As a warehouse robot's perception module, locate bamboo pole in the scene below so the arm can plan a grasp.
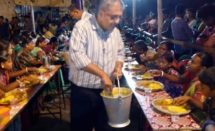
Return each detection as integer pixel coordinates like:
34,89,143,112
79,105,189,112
132,0,136,27
157,0,163,44
30,3,36,33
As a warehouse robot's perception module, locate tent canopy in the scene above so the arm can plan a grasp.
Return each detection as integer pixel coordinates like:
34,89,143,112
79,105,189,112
14,0,71,7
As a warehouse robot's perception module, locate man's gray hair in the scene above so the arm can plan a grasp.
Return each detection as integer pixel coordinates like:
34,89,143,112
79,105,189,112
95,0,124,15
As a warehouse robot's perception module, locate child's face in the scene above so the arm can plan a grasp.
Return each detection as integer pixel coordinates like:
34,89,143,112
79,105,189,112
187,54,202,73
1,57,13,70
39,41,47,48
157,44,167,56
158,58,169,70
199,81,214,98
133,46,144,54
26,42,34,51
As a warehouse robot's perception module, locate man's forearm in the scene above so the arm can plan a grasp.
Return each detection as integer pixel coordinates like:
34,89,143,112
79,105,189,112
82,63,108,78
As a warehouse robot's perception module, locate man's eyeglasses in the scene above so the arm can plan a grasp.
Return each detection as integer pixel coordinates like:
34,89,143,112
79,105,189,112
106,12,122,22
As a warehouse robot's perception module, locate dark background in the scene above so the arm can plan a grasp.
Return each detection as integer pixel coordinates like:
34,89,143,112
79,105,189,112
123,0,214,19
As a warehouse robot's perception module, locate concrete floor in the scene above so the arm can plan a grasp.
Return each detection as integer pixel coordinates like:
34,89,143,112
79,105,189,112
30,95,145,131
30,77,145,131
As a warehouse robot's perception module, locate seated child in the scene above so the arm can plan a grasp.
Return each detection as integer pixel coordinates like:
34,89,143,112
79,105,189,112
131,40,148,64
156,52,182,97
140,41,173,68
151,52,213,93
174,67,215,121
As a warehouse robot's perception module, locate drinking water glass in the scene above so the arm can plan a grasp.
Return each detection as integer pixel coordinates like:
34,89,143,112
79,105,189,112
171,115,179,122
144,88,152,108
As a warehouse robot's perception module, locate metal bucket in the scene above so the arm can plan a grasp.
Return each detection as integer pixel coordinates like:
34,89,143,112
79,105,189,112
101,87,132,128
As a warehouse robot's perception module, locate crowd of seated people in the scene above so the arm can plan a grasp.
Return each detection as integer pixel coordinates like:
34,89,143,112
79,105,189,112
0,40,37,95
0,11,73,131
121,3,215,130
0,9,73,99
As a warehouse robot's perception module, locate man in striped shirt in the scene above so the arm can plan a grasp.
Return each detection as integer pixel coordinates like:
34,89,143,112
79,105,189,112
69,0,124,130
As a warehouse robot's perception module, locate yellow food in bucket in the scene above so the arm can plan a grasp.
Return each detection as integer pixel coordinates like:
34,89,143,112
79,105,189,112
101,88,132,98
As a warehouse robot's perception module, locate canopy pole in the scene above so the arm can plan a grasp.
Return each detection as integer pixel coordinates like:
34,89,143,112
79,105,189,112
31,3,36,33
132,0,136,27
157,0,163,44
75,0,82,9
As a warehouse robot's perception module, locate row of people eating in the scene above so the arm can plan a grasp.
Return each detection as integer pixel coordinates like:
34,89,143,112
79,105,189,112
124,35,215,130
0,30,65,98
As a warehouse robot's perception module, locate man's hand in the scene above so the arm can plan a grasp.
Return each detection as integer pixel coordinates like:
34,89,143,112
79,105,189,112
81,63,114,93
101,74,113,93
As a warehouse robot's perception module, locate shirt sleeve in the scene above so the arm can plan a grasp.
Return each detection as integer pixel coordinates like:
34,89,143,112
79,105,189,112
183,21,194,40
69,25,91,69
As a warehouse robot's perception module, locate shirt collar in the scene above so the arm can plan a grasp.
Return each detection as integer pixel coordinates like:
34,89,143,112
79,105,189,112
90,15,112,36
81,11,87,19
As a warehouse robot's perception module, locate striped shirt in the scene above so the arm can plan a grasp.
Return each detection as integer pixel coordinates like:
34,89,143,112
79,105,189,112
68,15,124,89
81,11,92,20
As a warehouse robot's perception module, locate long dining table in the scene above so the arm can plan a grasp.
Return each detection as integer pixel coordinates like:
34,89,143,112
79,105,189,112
0,65,61,130
122,62,201,131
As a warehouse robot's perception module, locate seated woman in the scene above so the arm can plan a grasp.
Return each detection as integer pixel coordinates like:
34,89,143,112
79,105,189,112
0,55,22,92
42,37,63,64
42,37,58,55
0,40,39,131
15,36,42,69
0,41,36,93
151,52,213,93
176,55,212,103
31,36,47,61
174,67,215,122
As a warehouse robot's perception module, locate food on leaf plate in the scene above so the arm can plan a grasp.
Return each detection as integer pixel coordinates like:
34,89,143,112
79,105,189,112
0,89,27,105
152,99,191,115
37,67,49,74
19,75,42,87
136,80,164,91
134,72,153,80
